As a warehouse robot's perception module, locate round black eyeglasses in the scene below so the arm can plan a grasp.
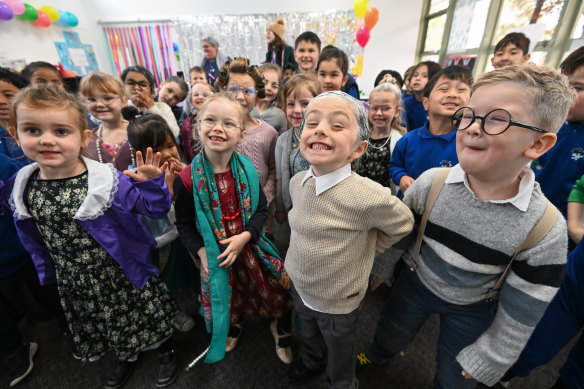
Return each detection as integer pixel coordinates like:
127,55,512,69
451,106,548,135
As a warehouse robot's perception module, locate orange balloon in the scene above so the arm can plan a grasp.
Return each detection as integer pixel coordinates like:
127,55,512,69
365,7,379,30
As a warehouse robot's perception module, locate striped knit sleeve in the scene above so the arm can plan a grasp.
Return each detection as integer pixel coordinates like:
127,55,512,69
456,212,567,386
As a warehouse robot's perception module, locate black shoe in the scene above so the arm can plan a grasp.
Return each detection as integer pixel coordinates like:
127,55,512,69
156,349,177,387
105,360,134,389
286,360,323,383
8,342,38,387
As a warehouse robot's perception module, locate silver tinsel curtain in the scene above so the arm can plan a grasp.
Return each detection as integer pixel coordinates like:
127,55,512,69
172,10,356,77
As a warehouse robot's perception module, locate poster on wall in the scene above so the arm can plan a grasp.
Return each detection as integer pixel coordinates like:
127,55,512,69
445,55,477,71
54,31,99,76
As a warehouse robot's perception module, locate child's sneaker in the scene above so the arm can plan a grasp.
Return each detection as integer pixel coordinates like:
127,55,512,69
8,342,38,387
171,311,195,333
355,351,376,373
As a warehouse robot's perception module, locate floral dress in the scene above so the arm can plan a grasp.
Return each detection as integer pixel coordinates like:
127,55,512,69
357,136,392,188
26,170,175,361
200,171,292,325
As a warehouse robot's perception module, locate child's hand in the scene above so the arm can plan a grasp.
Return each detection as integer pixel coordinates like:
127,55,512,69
133,89,155,109
399,175,415,193
197,247,208,274
275,210,286,224
124,147,168,182
461,370,472,380
217,231,252,268
164,158,183,197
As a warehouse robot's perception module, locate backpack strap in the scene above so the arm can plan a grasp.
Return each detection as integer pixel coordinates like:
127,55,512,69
484,200,558,301
410,168,451,271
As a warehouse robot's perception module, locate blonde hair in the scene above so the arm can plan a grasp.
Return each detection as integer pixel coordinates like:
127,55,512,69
280,73,321,115
11,86,88,133
80,72,126,99
196,91,247,132
369,74,406,135
472,64,576,133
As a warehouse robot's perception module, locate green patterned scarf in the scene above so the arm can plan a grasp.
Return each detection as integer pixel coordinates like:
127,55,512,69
190,150,290,363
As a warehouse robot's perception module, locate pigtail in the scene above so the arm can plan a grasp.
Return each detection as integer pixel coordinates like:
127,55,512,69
121,106,141,122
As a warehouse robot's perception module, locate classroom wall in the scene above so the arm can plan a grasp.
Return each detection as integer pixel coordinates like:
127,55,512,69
2,0,423,94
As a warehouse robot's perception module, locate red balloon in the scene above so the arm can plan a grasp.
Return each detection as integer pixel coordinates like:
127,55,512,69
356,26,371,48
32,9,50,27
365,8,379,29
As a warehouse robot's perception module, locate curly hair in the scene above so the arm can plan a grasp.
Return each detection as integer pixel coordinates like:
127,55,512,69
214,57,266,99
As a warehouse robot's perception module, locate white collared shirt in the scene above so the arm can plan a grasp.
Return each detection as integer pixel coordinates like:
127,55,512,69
445,164,535,212
301,163,352,195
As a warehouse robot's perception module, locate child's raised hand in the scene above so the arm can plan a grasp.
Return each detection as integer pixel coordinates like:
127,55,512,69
163,158,183,197
124,147,168,182
217,231,252,268
133,88,155,109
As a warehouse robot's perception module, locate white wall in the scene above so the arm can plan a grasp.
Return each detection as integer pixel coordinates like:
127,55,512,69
2,0,423,94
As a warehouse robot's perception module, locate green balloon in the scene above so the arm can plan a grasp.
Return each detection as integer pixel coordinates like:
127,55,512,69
18,3,38,21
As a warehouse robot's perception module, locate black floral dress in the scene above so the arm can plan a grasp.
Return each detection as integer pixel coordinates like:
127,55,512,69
357,136,392,188
26,170,175,362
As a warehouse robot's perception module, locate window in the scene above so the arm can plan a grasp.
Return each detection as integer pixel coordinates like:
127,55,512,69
417,0,584,75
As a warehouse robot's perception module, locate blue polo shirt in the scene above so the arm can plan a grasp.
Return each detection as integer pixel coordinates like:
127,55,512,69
390,121,458,187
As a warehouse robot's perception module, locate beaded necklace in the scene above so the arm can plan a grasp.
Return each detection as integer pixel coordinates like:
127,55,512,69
96,125,136,167
368,134,391,151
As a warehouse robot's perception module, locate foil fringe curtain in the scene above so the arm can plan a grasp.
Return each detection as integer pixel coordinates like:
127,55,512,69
172,10,356,80
102,23,178,87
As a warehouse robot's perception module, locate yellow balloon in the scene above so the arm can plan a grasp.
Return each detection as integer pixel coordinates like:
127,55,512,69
40,5,59,22
353,0,369,18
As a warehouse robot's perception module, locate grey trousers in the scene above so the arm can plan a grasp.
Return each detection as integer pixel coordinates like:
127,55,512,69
292,286,359,389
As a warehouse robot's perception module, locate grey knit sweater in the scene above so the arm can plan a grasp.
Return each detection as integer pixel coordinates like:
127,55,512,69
285,172,414,314
402,168,567,386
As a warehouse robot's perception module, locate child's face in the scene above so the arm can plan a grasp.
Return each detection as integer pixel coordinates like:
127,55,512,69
285,86,313,129
423,76,470,120
284,69,295,79
198,99,245,155
410,65,429,93
151,133,179,165
85,89,126,123
191,83,213,109
317,60,348,92
124,71,152,100
567,65,584,122
262,70,280,103
190,71,207,85
30,68,64,90
300,96,367,176
0,80,20,124
491,43,530,69
368,91,400,132
14,105,91,176
295,41,320,73
227,73,258,114
158,81,186,107
456,82,542,181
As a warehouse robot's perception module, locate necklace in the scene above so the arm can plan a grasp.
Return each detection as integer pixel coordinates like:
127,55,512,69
96,125,135,167
368,134,391,151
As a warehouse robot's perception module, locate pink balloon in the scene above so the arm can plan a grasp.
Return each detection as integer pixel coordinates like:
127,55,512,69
4,0,24,15
32,9,50,27
356,26,371,48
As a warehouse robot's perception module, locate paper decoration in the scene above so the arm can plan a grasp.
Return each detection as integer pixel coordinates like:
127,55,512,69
54,31,99,75
172,10,356,82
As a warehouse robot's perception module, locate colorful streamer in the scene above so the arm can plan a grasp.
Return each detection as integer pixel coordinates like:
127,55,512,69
101,23,177,86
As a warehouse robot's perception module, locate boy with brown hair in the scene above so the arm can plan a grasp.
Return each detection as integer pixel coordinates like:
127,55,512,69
491,32,531,69
358,64,575,388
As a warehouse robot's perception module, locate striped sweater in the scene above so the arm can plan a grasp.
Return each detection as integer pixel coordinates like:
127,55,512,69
402,168,567,386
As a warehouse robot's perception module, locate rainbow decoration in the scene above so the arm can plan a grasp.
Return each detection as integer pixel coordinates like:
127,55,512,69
102,23,178,88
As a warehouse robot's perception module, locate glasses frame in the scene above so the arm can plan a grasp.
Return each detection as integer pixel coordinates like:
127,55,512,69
85,95,120,105
124,80,150,90
198,117,242,132
226,85,257,97
451,106,548,135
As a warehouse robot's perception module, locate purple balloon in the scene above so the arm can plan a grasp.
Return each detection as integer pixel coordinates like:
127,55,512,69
0,1,14,20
